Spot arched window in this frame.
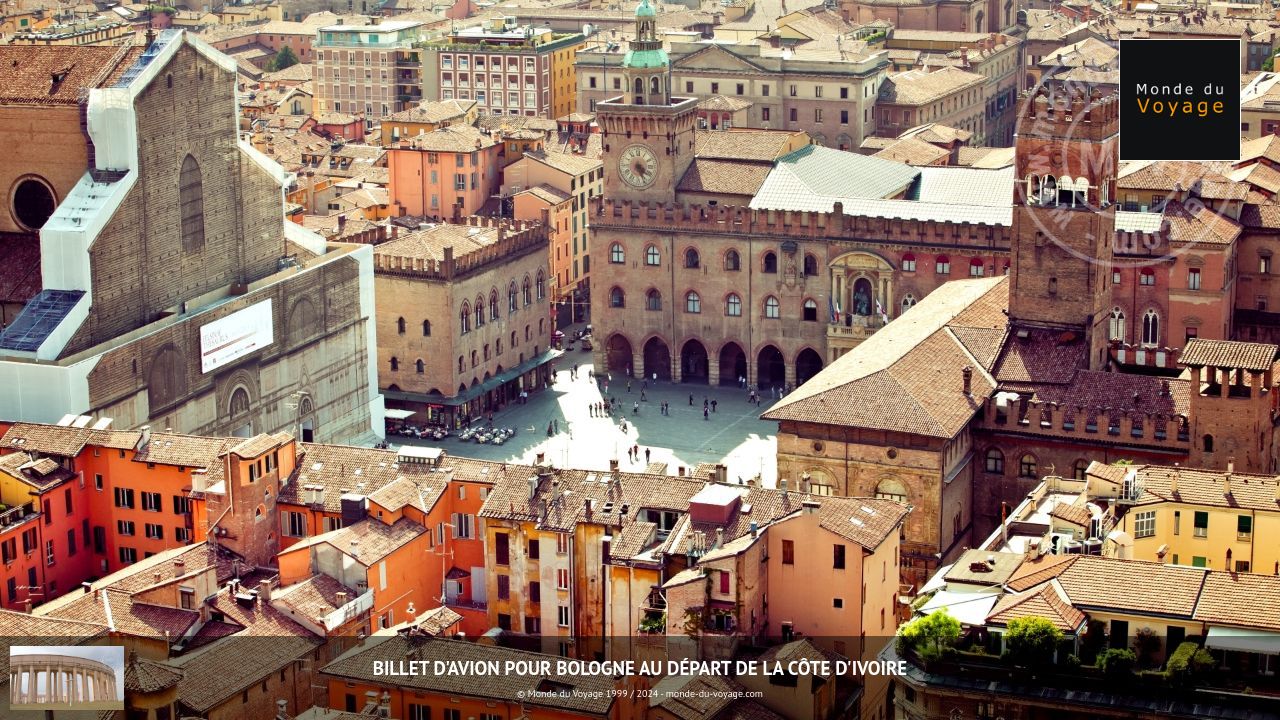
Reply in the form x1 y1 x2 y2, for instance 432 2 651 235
874 478 908 503
522 276 532 306
936 255 951 274
471 351 478 368
1019 454 1037 478
803 254 818 277
1203 434 1214 452
802 299 818 322
396 317 406 334
763 252 778 274
610 243 625 264
458 356 464 373
902 294 917 311
525 325 531 341
459 303 471 333
902 252 917 272
416 359 425 373
724 249 740 271
509 282 518 312
422 320 431 336
764 295 780 319
536 272 546 302
685 248 700 268
229 386 251 416
985 448 1004 474
610 287 625 308
1073 459 1089 480
645 245 660 266
490 291 499 321
474 297 485 327
650 76 660 95
179 155 206 251
496 338 503 354
1140 267 1156 286
1142 309 1159 346
969 257 986 277
390 357 400 371
726 293 742 317
646 289 662 311
686 291 701 313
1109 308 1125 340
634 77 643 94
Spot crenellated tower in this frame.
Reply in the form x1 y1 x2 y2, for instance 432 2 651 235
595 0 698 204
1008 89 1120 370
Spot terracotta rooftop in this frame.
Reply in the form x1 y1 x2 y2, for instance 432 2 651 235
384 98 476 124
124 656 183 693
516 184 572 205
1128 464 1280 513
319 517 426 566
1194 571 1280 632
763 277 1006 438
372 222 501 263
677 158 773 196
1179 338 1278 371
986 583 1087 632
524 148 601 177
273 574 359 627
694 129 807 162
366 473 448 514
879 66 985 106
0 44 143 106
871 137 950 166
400 123 498 153
1117 161 1248 200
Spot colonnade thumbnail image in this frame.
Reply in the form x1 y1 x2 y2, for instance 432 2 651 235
9 646 124 710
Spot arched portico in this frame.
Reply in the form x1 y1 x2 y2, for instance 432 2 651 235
830 251 895 326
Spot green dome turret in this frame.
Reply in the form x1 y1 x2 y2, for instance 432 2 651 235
635 0 657 17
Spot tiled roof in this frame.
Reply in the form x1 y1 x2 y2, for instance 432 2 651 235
2 422 98 456
1155 199 1243 246
0 45 142 106
872 137 949 166
1055 555 1207 617
1117 161 1247 200
1048 502 1091 527
1229 162 1280 194
696 94 753 112
677 158 773 196
227 433 286 459
1017 370 1190 420
651 673 744 720
398 605 463 636
0 612 108 677
986 583 1086 632
124 656 183 693
134 432 230 468
516 184 571 205
1194 571 1280 632
1002 553 1075 593
694 129 806 162
879 67 985 106
1239 134 1280 165
372 222 500 263
1128 464 1280 513
384 98 476 124
763 277 1006 438
401 123 498 153
943 549 1023 586
1180 338 1278 370
322 636 616 714
1241 202 1280 229
273 574 359 624
366 474 447 514
901 123 972 145
172 632 319 712
259 63 313 84
0 452 76 491
320 517 426 566
525 148 600 177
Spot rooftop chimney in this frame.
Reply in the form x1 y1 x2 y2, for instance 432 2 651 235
1225 458 1234 495
802 499 820 515
962 366 973 395
137 425 152 452
276 698 289 720
1170 463 1179 495
336 591 348 606
780 478 788 496
260 579 272 603
714 527 724 548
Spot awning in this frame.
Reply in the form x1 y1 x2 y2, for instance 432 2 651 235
384 409 416 420
1205 626 1280 654
383 349 564 407
919 564 953 595
918 590 1000 627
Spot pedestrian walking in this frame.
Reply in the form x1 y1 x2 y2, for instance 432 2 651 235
689 393 694 406
703 398 708 409
651 372 657 384
641 390 647 401
645 448 651 463
633 401 639 414
711 399 717 413
704 407 709 421
627 381 632 393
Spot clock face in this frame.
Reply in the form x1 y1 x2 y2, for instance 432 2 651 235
618 144 658 189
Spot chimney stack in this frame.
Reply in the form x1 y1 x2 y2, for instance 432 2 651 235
137 425 152 452
715 528 724 548
260 579 272 603
962 366 973 395
1225 458 1234 495
276 699 289 720
1170 463 1179 495
336 591 348 606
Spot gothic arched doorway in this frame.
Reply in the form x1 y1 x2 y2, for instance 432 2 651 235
643 337 671 380
606 334 633 374
681 339 709 384
719 342 746 386
757 345 785 389
796 348 823 386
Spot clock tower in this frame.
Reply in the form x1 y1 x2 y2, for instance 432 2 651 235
597 0 698 203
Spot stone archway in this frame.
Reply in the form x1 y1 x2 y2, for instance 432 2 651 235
829 251 895 324
643 337 671 380
605 334 633 374
681 339 709 384
757 345 785 389
718 342 747 386
796 348 823 385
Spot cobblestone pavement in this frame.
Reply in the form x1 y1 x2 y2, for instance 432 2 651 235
394 356 780 487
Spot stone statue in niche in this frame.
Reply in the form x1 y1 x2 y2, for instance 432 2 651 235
784 261 797 287
854 286 871 316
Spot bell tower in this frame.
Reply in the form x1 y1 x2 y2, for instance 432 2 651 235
596 0 698 203
1008 88 1119 370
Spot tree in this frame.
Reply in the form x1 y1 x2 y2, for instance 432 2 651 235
1003 616 1064 667
267 46 299 72
897 609 961 658
1098 648 1137 678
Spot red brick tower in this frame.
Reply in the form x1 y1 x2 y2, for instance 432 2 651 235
1008 89 1120 370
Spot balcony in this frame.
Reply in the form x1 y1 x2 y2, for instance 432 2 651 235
0 502 37 529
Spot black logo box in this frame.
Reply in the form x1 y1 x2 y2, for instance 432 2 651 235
1119 38 1241 162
